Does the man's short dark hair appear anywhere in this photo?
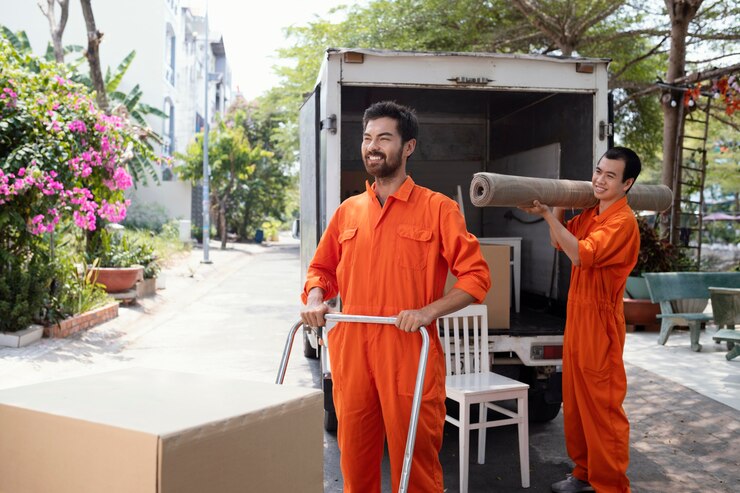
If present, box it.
[362,101,418,144]
[603,146,641,191]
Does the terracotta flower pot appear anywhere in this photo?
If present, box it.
[623,298,661,331]
[90,266,144,293]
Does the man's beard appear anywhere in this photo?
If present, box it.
[363,147,403,178]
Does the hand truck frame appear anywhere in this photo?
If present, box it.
[277,313,430,493]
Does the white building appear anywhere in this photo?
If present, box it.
[0,0,232,225]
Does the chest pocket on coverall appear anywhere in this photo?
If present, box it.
[338,227,358,271]
[396,225,432,270]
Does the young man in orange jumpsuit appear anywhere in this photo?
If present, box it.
[520,147,641,493]
[301,101,490,492]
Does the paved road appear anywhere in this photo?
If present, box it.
[1,236,738,492]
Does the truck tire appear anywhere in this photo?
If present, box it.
[303,329,319,359]
[322,372,338,432]
[528,389,562,422]
[520,367,562,422]
[324,409,338,431]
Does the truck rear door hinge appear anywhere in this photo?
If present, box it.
[599,121,613,141]
[321,114,337,134]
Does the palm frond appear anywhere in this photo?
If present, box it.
[106,51,136,93]
[123,85,143,112]
[137,104,168,118]
[44,42,55,61]
[64,45,84,54]
[1,27,23,53]
[17,30,32,54]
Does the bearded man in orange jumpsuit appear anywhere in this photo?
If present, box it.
[521,147,641,493]
[301,101,490,492]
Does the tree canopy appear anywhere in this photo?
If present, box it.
[176,99,292,247]
[267,0,739,191]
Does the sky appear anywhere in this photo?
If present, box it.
[201,0,351,100]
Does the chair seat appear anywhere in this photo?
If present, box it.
[713,328,740,341]
[446,372,529,400]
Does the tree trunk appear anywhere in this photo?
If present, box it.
[39,0,70,63]
[80,0,108,112]
[662,0,701,188]
[661,0,703,240]
[219,200,227,250]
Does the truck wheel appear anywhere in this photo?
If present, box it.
[529,389,561,422]
[324,410,338,431]
[303,329,319,359]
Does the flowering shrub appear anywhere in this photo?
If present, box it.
[0,37,158,331]
[0,38,136,250]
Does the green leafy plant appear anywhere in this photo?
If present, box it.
[86,229,161,278]
[49,256,112,320]
[631,216,691,276]
[0,252,55,332]
[121,201,170,232]
[261,219,281,240]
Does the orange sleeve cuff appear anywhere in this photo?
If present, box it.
[453,276,489,304]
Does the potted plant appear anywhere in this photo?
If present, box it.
[624,216,687,330]
[86,229,145,293]
[625,216,684,299]
[134,240,161,297]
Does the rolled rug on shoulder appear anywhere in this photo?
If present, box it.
[469,172,673,212]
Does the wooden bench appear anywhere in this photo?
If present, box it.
[643,272,740,352]
[709,287,740,360]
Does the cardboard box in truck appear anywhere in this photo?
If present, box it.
[446,243,510,329]
[0,368,323,493]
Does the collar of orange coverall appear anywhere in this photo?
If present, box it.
[592,195,630,223]
[366,175,415,203]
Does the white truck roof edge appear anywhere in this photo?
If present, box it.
[326,47,611,64]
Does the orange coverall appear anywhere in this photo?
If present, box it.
[302,177,490,492]
[562,196,639,493]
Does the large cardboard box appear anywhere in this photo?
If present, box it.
[446,244,510,328]
[0,368,323,493]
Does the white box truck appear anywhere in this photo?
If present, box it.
[298,48,612,429]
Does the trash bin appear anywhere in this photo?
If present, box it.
[255,229,264,244]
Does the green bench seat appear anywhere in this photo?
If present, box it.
[709,287,740,360]
[643,272,740,352]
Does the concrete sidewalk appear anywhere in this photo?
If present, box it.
[1,236,738,492]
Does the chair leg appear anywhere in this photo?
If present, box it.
[688,322,702,352]
[477,403,486,464]
[657,319,674,345]
[518,394,530,488]
[459,402,470,493]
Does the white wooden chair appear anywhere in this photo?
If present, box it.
[438,304,530,492]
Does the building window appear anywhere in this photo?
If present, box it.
[162,98,175,181]
[165,23,176,86]
[195,113,204,133]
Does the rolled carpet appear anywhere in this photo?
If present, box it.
[469,172,673,212]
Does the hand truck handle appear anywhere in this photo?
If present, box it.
[276,314,430,493]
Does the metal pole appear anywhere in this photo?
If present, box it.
[201,0,211,263]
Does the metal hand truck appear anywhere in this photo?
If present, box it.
[277,313,430,493]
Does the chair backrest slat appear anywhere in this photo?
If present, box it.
[442,316,453,376]
[436,304,489,376]
[462,315,471,374]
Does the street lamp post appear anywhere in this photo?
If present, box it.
[201,2,212,264]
